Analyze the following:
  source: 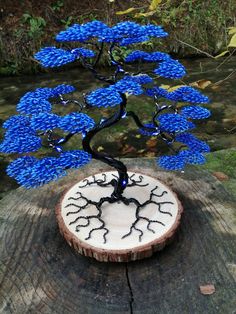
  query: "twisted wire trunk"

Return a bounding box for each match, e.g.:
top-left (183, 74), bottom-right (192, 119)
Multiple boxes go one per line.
top-left (82, 93), bottom-right (129, 199)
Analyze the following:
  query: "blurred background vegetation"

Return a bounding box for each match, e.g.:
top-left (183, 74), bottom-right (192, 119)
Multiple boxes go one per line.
top-left (0, 1), bottom-right (236, 199)
top-left (0, 0), bottom-right (235, 75)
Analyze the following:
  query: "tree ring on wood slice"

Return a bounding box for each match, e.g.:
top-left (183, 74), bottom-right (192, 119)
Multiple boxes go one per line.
top-left (56, 171), bottom-right (183, 262)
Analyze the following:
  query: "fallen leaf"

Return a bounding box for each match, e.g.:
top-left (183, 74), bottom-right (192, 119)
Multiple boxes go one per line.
top-left (149, 0), bottom-right (162, 11)
top-left (199, 284), bottom-right (216, 295)
top-left (228, 27), bottom-right (236, 35)
top-left (167, 85), bottom-right (185, 92)
top-left (210, 84), bottom-right (220, 91)
top-left (122, 145), bottom-right (136, 154)
top-left (160, 84), bottom-right (170, 90)
top-left (228, 33), bottom-right (236, 48)
top-left (146, 138), bottom-right (157, 149)
top-left (97, 146), bottom-right (104, 152)
top-left (134, 10), bottom-right (156, 18)
top-left (214, 50), bottom-right (229, 59)
top-left (190, 79), bottom-right (212, 89)
top-left (116, 8), bottom-right (136, 15)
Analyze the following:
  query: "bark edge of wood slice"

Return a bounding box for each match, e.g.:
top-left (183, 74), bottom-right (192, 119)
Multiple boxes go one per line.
top-left (56, 171), bottom-right (183, 262)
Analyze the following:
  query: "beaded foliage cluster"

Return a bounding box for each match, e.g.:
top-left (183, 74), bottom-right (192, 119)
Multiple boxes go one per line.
top-left (0, 21), bottom-right (211, 188)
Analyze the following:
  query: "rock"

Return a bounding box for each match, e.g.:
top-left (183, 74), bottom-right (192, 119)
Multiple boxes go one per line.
top-left (212, 171), bottom-right (229, 181)
top-left (199, 284), bottom-right (216, 295)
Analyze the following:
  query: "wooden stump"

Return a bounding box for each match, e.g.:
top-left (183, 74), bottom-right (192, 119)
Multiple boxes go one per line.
top-left (0, 158), bottom-right (236, 313)
top-left (56, 171), bottom-right (183, 262)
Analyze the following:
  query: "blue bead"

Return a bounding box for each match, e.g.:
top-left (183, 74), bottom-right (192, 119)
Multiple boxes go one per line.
top-left (31, 113), bottom-right (61, 131)
top-left (33, 87), bottom-right (54, 98)
top-left (131, 74), bottom-right (153, 84)
top-left (154, 59), bottom-right (186, 79)
top-left (82, 20), bottom-right (109, 37)
top-left (34, 47), bottom-right (77, 68)
top-left (112, 22), bottom-right (144, 38)
top-left (120, 36), bottom-right (150, 46)
top-left (4, 125), bottom-right (35, 138)
top-left (58, 113), bottom-right (95, 133)
top-left (157, 154), bottom-right (186, 171)
top-left (71, 48), bottom-right (95, 58)
top-left (158, 148), bottom-right (207, 171)
top-left (179, 150), bottom-right (206, 165)
top-left (16, 157), bottom-right (66, 188)
top-left (125, 50), bottom-right (150, 62)
top-left (145, 86), bottom-right (168, 98)
top-left (52, 84), bottom-right (76, 96)
top-left (167, 86), bottom-right (209, 104)
top-left (6, 156), bottom-right (38, 178)
top-left (57, 150), bottom-right (92, 169)
top-left (139, 123), bottom-right (159, 136)
top-left (3, 115), bottom-right (31, 129)
top-left (86, 87), bottom-right (123, 108)
top-left (180, 106), bottom-right (211, 119)
top-left (141, 24), bottom-right (168, 38)
top-left (0, 135), bottom-right (42, 153)
top-left (113, 76), bottom-right (143, 95)
top-left (17, 97), bottom-right (52, 114)
top-left (56, 24), bottom-right (89, 42)
top-left (144, 52), bottom-right (170, 62)
top-left (158, 113), bottom-right (193, 133)
top-left (175, 133), bottom-right (210, 153)
top-left (56, 21), bottom-right (109, 42)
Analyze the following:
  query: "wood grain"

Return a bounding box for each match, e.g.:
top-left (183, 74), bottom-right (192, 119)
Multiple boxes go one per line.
top-left (56, 171), bottom-right (183, 262)
top-left (0, 158), bottom-right (236, 313)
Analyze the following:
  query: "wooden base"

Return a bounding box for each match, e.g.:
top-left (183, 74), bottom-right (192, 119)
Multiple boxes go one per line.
top-left (56, 171), bottom-right (183, 262)
top-left (1, 157), bottom-right (236, 312)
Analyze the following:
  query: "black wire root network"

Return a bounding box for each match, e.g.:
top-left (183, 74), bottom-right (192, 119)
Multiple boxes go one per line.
top-left (65, 173), bottom-right (174, 244)
top-left (78, 173), bottom-right (149, 188)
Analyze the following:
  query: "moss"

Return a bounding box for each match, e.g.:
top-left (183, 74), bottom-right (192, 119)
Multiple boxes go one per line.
top-left (199, 148), bottom-right (236, 198)
top-left (202, 149), bottom-right (236, 178)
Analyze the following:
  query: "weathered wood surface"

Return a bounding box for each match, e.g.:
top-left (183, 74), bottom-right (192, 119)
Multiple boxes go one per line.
top-left (0, 158), bottom-right (236, 314)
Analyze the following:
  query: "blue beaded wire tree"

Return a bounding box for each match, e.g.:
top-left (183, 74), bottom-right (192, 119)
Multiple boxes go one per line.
top-left (0, 20), bottom-right (211, 208)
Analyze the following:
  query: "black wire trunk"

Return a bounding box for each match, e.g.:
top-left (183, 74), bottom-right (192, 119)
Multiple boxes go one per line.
top-left (82, 93), bottom-right (129, 199)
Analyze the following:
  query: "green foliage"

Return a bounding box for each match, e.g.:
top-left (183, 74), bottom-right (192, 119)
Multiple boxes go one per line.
top-left (60, 16), bottom-right (74, 28)
top-left (114, 0), bottom-right (235, 56)
top-left (0, 62), bottom-right (19, 76)
top-left (111, 47), bottom-right (133, 63)
top-left (0, 0), bottom-right (235, 75)
top-left (77, 12), bottom-right (99, 24)
top-left (51, 0), bottom-right (64, 12)
top-left (21, 13), bottom-right (46, 38)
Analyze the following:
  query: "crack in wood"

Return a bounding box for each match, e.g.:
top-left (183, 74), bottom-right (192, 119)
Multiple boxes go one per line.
top-left (1, 161), bottom-right (236, 312)
top-left (126, 263), bottom-right (134, 314)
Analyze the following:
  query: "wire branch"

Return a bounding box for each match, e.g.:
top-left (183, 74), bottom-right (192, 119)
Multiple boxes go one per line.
top-left (175, 38), bottom-right (215, 59)
top-left (93, 42), bottom-right (104, 67)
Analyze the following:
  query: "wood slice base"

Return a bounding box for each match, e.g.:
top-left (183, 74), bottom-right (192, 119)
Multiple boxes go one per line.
top-left (56, 171), bottom-right (183, 262)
